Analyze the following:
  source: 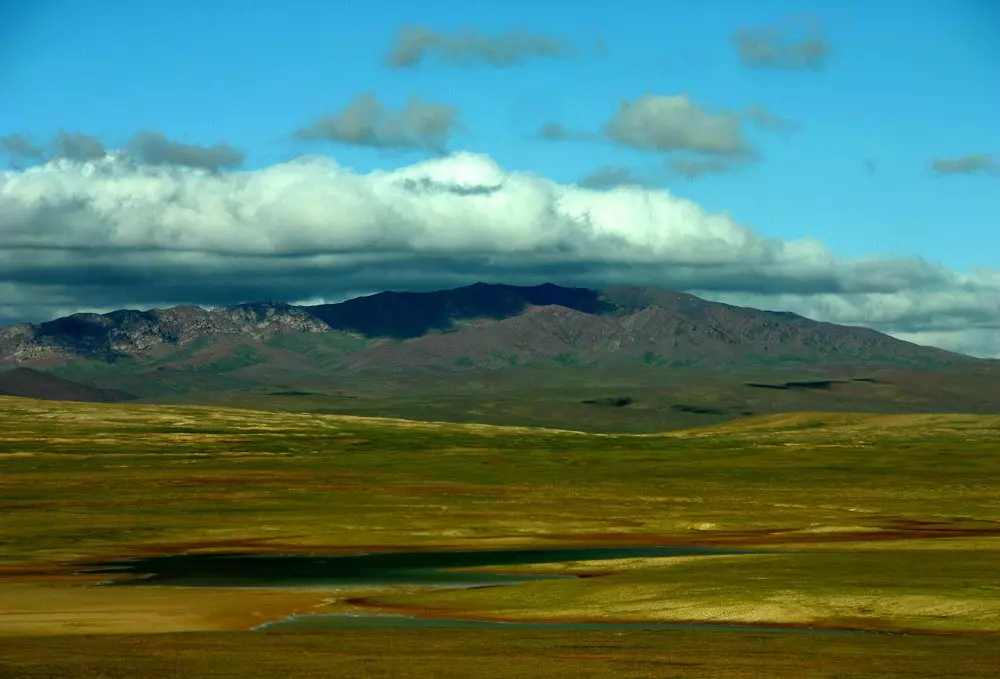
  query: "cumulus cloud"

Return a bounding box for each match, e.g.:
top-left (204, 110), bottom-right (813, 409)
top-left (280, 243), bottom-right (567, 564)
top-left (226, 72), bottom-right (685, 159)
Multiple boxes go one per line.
top-left (604, 95), bottom-right (752, 156)
top-left (731, 22), bottom-right (830, 70)
top-left (53, 130), bottom-right (106, 161)
top-left (931, 154), bottom-right (999, 176)
top-left (0, 151), bottom-right (998, 356)
top-left (384, 25), bottom-right (576, 68)
top-left (296, 93), bottom-right (460, 153)
top-left (130, 131), bottom-right (244, 171)
top-left (1, 134), bottom-right (45, 161)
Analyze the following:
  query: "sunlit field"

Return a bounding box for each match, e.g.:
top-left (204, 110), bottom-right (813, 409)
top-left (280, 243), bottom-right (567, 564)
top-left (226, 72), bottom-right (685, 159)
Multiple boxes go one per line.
top-left (1, 397), bottom-right (998, 676)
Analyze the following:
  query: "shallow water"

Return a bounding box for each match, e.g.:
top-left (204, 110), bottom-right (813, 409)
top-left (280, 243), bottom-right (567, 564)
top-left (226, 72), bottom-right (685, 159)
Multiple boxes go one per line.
top-left (78, 545), bottom-right (747, 588)
top-left (258, 612), bottom-right (867, 634)
top-left (77, 545), bottom-right (868, 634)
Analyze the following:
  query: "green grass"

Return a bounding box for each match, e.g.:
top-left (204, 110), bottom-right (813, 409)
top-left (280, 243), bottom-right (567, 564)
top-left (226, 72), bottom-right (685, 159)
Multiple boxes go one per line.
top-left (192, 345), bottom-right (264, 374)
top-left (3, 629), bottom-right (1000, 678)
top-left (1, 399), bottom-right (998, 675)
top-left (33, 350), bottom-right (1000, 436)
top-left (552, 351), bottom-right (580, 366)
top-left (264, 331), bottom-right (367, 365)
top-left (1, 397), bottom-right (999, 675)
top-left (382, 548), bottom-right (1000, 633)
top-left (2, 400), bottom-right (998, 566)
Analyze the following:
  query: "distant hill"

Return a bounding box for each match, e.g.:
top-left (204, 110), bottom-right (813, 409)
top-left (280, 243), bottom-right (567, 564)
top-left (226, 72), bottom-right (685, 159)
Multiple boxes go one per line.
top-left (1, 283), bottom-right (995, 431)
top-left (0, 282), bottom-right (970, 369)
top-left (0, 367), bottom-right (136, 403)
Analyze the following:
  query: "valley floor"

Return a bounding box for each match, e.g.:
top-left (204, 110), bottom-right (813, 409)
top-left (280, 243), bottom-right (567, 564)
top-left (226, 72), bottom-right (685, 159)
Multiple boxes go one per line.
top-left (1, 397), bottom-right (998, 676)
top-left (3, 630), bottom-right (1000, 679)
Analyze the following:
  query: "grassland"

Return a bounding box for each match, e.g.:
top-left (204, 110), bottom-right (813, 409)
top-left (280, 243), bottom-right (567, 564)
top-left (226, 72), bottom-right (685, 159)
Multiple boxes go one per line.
top-left (1, 396), bottom-right (998, 675)
top-left (50, 354), bottom-right (1000, 433)
top-left (3, 630), bottom-right (1000, 679)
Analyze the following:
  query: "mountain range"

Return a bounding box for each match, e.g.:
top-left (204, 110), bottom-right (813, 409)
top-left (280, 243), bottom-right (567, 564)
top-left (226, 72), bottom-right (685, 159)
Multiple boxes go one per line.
top-left (1, 283), bottom-right (996, 431)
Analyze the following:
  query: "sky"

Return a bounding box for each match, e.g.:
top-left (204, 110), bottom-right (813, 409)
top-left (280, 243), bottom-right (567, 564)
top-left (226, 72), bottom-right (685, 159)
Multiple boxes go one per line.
top-left (1, 0), bottom-right (998, 356)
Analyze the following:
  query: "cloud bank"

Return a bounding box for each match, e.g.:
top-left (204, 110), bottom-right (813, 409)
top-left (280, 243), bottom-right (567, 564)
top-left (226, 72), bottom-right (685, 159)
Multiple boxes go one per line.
top-left (0, 151), bottom-right (998, 356)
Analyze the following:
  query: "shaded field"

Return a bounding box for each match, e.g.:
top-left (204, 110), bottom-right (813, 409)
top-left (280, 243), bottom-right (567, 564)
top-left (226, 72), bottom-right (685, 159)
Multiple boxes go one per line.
top-left (3, 629), bottom-right (1000, 679)
top-left (1, 396), bottom-right (999, 648)
top-left (49, 358), bottom-right (1000, 433)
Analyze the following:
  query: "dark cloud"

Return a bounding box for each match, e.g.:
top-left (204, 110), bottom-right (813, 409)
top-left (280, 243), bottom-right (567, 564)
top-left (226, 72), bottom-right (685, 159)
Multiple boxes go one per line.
top-left (53, 130), bottom-right (106, 161)
top-left (1, 151), bottom-right (998, 357)
top-left (296, 93), bottom-right (460, 152)
top-left (742, 105), bottom-right (797, 134)
top-left (1, 134), bottom-right (45, 160)
top-left (536, 122), bottom-right (596, 142)
top-left (604, 95), bottom-right (751, 156)
top-left (668, 158), bottom-right (739, 180)
top-left (384, 25), bottom-right (576, 68)
top-left (731, 23), bottom-right (830, 70)
top-left (130, 131), bottom-right (244, 171)
top-left (579, 166), bottom-right (646, 190)
top-left (541, 99), bottom-right (791, 178)
top-left (594, 37), bottom-right (608, 58)
top-left (931, 155), bottom-right (999, 177)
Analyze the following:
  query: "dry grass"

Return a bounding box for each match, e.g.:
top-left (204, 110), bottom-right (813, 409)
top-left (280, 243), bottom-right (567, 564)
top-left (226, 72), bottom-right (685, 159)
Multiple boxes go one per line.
top-left (1, 396), bottom-right (999, 639)
top-left (371, 548), bottom-right (1000, 633)
top-left (3, 629), bottom-right (1000, 679)
top-left (0, 580), bottom-right (333, 636)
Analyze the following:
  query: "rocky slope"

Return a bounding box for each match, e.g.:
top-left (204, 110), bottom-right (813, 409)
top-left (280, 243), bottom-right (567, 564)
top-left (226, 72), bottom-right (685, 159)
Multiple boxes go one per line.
top-left (0, 302), bottom-right (330, 363)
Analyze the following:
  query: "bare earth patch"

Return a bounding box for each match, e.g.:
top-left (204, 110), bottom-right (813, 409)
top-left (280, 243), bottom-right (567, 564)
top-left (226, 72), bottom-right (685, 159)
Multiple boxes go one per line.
top-left (0, 580), bottom-right (335, 636)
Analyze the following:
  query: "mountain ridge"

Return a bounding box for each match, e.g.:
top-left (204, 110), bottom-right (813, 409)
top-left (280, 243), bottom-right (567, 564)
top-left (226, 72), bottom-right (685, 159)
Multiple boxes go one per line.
top-left (2, 283), bottom-right (996, 431)
top-left (0, 282), bottom-right (974, 369)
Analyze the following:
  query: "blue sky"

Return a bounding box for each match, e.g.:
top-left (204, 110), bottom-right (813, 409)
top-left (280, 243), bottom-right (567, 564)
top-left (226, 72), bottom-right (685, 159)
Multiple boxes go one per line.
top-left (1, 0), bottom-right (998, 354)
top-left (3, 0), bottom-right (997, 267)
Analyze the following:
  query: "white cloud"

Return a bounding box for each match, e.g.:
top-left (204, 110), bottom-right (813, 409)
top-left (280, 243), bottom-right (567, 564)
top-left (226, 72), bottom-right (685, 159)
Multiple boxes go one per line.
top-left (1, 151), bottom-right (998, 356)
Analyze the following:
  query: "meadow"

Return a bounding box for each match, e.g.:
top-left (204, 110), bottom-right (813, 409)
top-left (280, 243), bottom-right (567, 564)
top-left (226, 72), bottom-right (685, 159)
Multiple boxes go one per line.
top-left (1, 395), bottom-right (998, 676)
